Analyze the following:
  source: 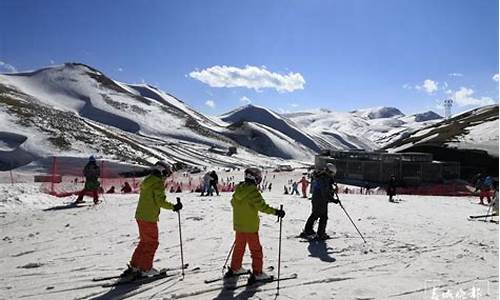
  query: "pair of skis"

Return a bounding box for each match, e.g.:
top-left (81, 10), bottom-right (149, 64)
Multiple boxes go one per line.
top-left (93, 263), bottom-right (190, 287)
top-left (467, 213), bottom-right (499, 223)
top-left (468, 213), bottom-right (498, 219)
top-left (204, 272), bottom-right (298, 290)
top-left (203, 266), bottom-right (297, 290)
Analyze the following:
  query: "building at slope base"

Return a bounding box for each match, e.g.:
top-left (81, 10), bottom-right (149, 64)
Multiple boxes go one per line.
top-left (315, 150), bottom-right (460, 186)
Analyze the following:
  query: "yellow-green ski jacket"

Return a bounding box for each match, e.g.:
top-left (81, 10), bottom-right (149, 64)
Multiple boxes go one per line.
top-left (231, 182), bottom-right (276, 233)
top-left (135, 174), bottom-right (174, 222)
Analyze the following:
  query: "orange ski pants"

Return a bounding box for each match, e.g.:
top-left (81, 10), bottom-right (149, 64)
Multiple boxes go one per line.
top-left (130, 219), bottom-right (159, 271)
top-left (230, 231), bottom-right (263, 274)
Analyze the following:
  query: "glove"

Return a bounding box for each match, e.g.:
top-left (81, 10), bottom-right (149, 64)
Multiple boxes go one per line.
top-left (275, 209), bottom-right (285, 219)
top-left (328, 195), bottom-right (339, 204)
top-left (173, 202), bottom-right (183, 212)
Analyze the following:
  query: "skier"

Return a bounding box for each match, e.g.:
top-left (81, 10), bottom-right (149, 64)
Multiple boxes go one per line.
top-left (290, 181), bottom-right (299, 195)
top-left (387, 175), bottom-right (397, 203)
top-left (283, 185), bottom-right (289, 195)
top-left (208, 170), bottom-right (220, 196)
top-left (121, 161), bottom-right (183, 278)
top-left (298, 176), bottom-right (310, 198)
top-left (75, 156), bottom-right (101, 204)
top-left (200, 172), bottom-right (211, 196)
top-left (300, 163), bottom-right (338, 240)
top-left (476, 175), bottom-right (492, 205)
top-left (225, 167), bottom-right (285, 283)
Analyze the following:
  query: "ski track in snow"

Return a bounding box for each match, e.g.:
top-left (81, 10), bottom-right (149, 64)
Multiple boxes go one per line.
top-left (0, 171), bottom-right (498, 299)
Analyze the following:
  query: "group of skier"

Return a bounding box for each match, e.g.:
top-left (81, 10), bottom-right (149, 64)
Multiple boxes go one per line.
top-left (73, 157), bottom-right (340, 281)
top-left (200, 170), bottom-right (220, 196)
top-left (120, 161), bottom-right (286, 283)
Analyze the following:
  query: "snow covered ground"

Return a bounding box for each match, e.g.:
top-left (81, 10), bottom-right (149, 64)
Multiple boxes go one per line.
top-left (1, 171), bottom-right (498, 299)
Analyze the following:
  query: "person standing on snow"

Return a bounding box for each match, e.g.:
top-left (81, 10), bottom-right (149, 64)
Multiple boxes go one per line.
top-left (226, 167), bottom-right (285, 283)
top-left (387, 175), bottom-right (397, 203)
top-left (476, 175), bottom-right (493, 205)
top-left (75, 156), bottom-right (101, 204)
top-left (290, 181), bottom-right (299, 195)
top-left (208, 170), bottom-right (220, 196)
top-left (200, 172), bottom-right (211, 196)
top-left (298, 176), bottom-right (310, 198)
top-left (121, 161), bottom-right (183, 278)
top-left (300, 163), bottom-right (338, 240)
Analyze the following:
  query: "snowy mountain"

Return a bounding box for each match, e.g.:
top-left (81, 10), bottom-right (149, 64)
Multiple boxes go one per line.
top-left (0, 63), bottom-right (311, 171)
top-left (351, 106), bottom-right (404, 119)
top-left (220, 104), bottom-right (325, 152)
top-left (1, 62), bottom-right (495, 174)
top-left (284, 107), bottom-right (443, 149)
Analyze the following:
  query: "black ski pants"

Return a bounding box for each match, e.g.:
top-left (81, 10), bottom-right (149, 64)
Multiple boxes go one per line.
top-left (304, 200), bottom-right (328, 235)
top-left (209, 181), bottom-right (219, 196)
top-left (304, 212), bottom-right (328, 235)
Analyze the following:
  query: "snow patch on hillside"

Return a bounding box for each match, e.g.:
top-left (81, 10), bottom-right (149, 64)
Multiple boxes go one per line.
top-left (447, 119), bottom-right (499, 157)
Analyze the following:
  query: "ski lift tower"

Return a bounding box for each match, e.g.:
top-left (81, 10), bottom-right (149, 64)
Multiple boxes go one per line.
top-left (444, 99), bottom-right (453, 119)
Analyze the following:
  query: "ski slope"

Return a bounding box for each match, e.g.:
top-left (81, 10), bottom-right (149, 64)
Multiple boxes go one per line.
top-left (1, 170), bottom-right (498, 299)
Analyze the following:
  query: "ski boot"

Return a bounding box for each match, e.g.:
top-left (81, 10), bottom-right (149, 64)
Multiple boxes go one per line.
top-left (140, 267), bottom-right (160, 278)
top-left (299, 230), bottom-right (316, 239)
top-left (120, 264), bottom-right (140, 279)
top-left (224, 267), bottom-right (249, 278)
top-left (316, 232), bottom-right (331, 240)
top-left (248, 272), bottom-right (273, 285)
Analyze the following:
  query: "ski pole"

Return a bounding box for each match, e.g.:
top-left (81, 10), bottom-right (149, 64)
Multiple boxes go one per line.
top-left (336, 194), bottom-right (366, 243)
top-left (222, 240), bottom-right (236, 275)
top-left (276, 204), bottom-right (283, 295)
top-left (176, 197), bottom-right (185, 278)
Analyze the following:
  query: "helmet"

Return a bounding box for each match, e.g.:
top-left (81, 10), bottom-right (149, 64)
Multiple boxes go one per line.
top-left (244, 167), bottom-right (262, 184)
top-left (89, 155), bottom-right (96, 162)
top-left (153, 160), bottom-right (172, 177)
top-left (325, 163), bottom-right (337, 176)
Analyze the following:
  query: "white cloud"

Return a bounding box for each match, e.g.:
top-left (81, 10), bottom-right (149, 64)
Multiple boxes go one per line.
top-left (451, 87), bottom-right (496, 107)
top-left (493, 74), bottom-right (499, 82)
top-left (0, 61), bottom-right (17, 73)
top-left (240, 96), bottom-right (251, 104)
top-left (189, 65), bottom-right (305, 93)
top-left (448, 73), bottom-right (463, 77)
top-left (402, 83), bottom-right (413, 90)
top-left (290, 103), bottom-right (299, 108)
top-left (49, 59), bottom-right (55, 65)
top-left (117, 67), bottom-right (123, 72)
top-left (415, 79), bottom-right (439, 94)
top-left (205, 100), bottom-right (215, 108)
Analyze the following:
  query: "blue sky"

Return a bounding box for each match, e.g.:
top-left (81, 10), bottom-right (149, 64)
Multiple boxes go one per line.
top-left (0, 0), bottom-right (498, 116)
